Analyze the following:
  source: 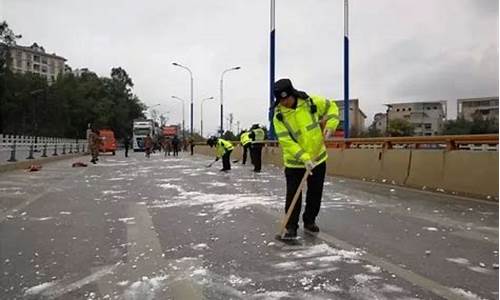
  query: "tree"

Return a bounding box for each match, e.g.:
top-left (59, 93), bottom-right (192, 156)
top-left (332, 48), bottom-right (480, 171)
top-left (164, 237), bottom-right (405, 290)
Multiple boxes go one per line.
top-left (387, 119), bottom-right (414, 137)
top-left (443, 116), bottom-right (498, 135)
top-left (0, 21), bottom-right (21, 133)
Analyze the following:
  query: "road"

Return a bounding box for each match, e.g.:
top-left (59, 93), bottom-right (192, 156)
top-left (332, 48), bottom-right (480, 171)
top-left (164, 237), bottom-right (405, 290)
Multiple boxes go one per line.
top-left (0, 151), bottom-right (497, 299)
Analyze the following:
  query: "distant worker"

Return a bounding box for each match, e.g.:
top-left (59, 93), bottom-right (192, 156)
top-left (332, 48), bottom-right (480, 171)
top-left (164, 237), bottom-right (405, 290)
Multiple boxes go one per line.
top-left (163, 137), bottom-right (172, 157)
top-left (123, 136), bottom-right (130, 158)
top-left (89, 128), bottom-right (101, 164)
top-left (189, 137), bottom-right (195, 156)
top-left (86, 123), bottom-right (92, 154)
top-left (239, 130), bottom-right (252, 165)
top-left (272, 78), bottom-right (339, 239)
top-left (249, 124), bottom-right (266, 172)
top-left (144, 134), bottom-right (153, 158)
top-left (171, 135), bottom-right (180, 157)
top-left (207, 136), bottom-right (234, 172)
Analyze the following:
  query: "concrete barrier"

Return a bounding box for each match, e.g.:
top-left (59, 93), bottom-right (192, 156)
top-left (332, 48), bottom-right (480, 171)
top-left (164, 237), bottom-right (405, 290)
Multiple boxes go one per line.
top-left (442, 151), bottom-right (498, 197)
top-left (405, 150), bottom-right (445, 190)
top-left (378, 150), bottom-right (411, 185)
top-left (194, 145), bottom-right (498, 199)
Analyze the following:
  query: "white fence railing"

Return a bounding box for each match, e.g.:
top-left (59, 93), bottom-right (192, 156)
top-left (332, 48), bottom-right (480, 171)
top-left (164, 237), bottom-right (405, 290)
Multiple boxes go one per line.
top-left (0, 134), bottom-right (86, 163)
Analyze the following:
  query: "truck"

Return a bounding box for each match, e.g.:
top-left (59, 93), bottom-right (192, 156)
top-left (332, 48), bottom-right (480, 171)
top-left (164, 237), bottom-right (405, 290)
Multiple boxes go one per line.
top-left (162, 125), bottom-right (179, 138)
top-left (132, 119), bottom-right (155, 151)
top-left (98, 129), bottom-right (117, 155)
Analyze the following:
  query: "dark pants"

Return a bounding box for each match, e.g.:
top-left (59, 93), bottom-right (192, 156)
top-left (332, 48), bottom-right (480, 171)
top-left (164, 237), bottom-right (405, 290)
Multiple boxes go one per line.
top-left (242, 144), bottom-right (251, 164)
top-left (190, 144), bottom-right (194, 155)
top-left (250, 144), bottom-right (263, 172)
top-left (124, 146), bottom-right (129, 157)
top-left (284, 161), bottom-right (326, 230)
top-left (222, 150), bottom-right (232, 170)
top-left (173, 145), bottom-right (179, 156)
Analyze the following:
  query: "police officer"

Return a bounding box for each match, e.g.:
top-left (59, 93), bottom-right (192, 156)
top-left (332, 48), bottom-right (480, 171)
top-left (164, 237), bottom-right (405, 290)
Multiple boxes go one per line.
top-left (207, 136), bottom-right (234, 172)
top-left (249, 124), bottom-right (266, 172)
top-left (239, 130), bottom-right (252, 165)
top-left (273, 78), bottom-right (339, 239)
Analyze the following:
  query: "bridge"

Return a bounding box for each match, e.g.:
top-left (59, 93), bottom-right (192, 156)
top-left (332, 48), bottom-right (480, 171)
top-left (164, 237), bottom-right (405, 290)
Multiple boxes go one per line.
top-left (0, 136), bottom-right (498, 299)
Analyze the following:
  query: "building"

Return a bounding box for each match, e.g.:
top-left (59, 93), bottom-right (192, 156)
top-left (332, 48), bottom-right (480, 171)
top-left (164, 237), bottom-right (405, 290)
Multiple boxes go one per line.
top-left (457, 97), bottom-right (499, 121)
top-left (8, 42), bottom-right (66, 83)
top-left (334, 99), bottom-right (367, 135)
top-left (385, 101), bottom-right (447, 136)
top-left (371, 112), bottom-right (388, 134)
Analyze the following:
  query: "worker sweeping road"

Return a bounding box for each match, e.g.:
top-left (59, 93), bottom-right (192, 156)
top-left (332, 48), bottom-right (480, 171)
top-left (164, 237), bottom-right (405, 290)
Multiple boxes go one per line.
top-left (239, 130), bottom-right (252, 165)
top-left (207, 136), bottom-right (234, 172)
top-left (273, 78), bottom-right (339, 240)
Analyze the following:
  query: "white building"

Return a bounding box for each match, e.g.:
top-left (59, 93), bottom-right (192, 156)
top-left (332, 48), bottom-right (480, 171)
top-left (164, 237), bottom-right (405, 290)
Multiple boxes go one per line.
top-left (385, 101), bottom-right (447, 136)
top-left (334, 99), bottom-right (367, 135)
top-left (371, 112), bottom-right (388, 134)
top-left (457, 97), bottom-right (499, 121)
top-left (9, 42), bottom-right (66, 83)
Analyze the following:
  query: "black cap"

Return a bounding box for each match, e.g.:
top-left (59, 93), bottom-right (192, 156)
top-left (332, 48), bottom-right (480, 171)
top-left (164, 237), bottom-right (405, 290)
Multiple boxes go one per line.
top-left (274, 78), bottom-right (296, 100)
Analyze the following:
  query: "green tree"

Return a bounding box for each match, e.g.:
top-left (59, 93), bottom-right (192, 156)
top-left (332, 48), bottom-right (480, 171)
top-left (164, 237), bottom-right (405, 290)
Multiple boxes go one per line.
top-left (387, 118), bottom-right (414, 137)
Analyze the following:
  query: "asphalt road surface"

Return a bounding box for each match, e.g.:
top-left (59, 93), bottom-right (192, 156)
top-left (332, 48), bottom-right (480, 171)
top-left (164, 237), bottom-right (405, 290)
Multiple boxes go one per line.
top-left (0, 151), bottom-right (497, 299)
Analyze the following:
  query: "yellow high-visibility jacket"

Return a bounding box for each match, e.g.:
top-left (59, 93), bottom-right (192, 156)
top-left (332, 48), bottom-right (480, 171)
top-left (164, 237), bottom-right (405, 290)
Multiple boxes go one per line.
top-left (216, 138), bottom-right (234, 158)
top-left (273, 95), bottom-right (339, 168)
top-left (250, 127), bottom-right (266, 144)
top-left (240, 132), bottom-right (252, 146)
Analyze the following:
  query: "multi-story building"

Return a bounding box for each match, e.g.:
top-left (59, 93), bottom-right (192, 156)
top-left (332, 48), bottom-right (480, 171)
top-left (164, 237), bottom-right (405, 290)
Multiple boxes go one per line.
top-left (385, 101), bottom-right (447, 136)
top-left (334, 99), bottom-right (367, 135)
top-left (457, 97), bottom-right (499, 121)
top-left (8, 42), bottom-right (66, 83)
top-left (371, 112), bottom-right (388, 134)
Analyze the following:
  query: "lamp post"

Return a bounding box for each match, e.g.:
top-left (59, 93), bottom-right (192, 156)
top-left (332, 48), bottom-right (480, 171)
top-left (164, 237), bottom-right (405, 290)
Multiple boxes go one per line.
top-left (171, 96), bottom-right (186, 139)
top-left (172, 62), bottom-right (193, 137)
top-left (220, 66), bottom-right (241, 136)
top-left (200, 96), bottom-right (214, 138)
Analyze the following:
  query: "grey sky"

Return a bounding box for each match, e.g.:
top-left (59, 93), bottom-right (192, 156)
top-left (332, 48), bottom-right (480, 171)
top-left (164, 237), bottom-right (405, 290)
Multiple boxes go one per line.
top-left (2, 0), bottom-right (498, 135)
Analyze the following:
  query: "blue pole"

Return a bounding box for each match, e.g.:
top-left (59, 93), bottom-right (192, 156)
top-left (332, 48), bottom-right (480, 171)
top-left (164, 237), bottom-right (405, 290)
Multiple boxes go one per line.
top-left (268, 0), bottom-right (276, 140)
top-left (343, 0), bottom-right (350, 139)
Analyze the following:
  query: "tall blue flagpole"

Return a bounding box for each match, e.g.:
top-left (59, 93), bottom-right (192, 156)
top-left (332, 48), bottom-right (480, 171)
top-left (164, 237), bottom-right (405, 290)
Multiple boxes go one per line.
top-left (268, 0), bottom-right (276, 140)
top-left (343, 0), bottom-right (350, 138)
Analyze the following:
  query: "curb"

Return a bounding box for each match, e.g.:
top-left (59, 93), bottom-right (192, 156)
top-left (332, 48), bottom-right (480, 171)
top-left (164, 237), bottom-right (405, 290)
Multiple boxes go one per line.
top-left (0, 153), bottom-right (87, 173)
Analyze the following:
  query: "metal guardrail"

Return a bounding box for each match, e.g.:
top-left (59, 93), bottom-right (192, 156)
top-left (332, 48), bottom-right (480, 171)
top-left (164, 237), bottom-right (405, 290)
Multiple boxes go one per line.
top-left (195, 134), bottom-right (499, 151)
top-left (324, 134), bottom-right (499, 151)
top-left (0, 134), bottom-right (85, 163)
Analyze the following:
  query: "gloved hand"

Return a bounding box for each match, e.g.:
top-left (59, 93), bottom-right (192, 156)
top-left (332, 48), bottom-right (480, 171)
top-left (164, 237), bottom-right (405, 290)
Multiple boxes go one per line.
top-left (305, 160), bottom-right (315, 175)
top-left (324, 129), bottom-right (333, 140)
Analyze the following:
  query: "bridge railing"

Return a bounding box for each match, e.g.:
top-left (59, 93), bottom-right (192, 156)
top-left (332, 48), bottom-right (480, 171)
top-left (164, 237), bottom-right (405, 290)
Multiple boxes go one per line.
top-left (255, 134), bottom-right (498, 151)
top-left (0, 134), bottom-right (86, 162)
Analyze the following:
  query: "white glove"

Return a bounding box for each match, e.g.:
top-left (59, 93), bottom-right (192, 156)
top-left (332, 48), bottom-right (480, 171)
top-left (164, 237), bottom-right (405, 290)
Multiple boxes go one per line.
top-left (305, 160), bottom-right (315, 175)
top-left (324, 129), bottom-right (333, 140)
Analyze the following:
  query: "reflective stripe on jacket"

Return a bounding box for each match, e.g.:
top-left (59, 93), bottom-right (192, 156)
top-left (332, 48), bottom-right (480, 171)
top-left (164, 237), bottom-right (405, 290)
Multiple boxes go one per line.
top-left (273, 95), bottom-right (339, 168)
top-left (216, 138), bottom-right (234, 158)
top-left (251, 127), bottom-right (266, 144)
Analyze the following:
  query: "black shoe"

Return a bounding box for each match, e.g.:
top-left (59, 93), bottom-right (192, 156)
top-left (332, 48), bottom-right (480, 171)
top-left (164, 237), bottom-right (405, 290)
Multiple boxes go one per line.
top-left (219, 168), bottom-right (230, 172)
top-left (91, 159), bottom-right (97, 164)
top-left (283, 228), bottom-right (297, 239)
top-left (304, 223), bottom-right (320, 233)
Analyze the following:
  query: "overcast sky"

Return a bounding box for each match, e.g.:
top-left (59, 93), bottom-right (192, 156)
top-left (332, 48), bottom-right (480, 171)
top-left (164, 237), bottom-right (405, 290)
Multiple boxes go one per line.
top-left (2, 0), bottom-right (498, 135)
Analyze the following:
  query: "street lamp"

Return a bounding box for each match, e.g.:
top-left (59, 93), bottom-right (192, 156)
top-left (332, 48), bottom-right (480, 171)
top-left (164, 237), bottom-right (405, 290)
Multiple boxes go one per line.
top-left (200, 96), bottom-right (214, 138)
top-left (172, 62), bottom-right (193, 137)
top-left (220, 66), bottom-right (241, 136)
top-left (171, 96), bottom-right (186, 139)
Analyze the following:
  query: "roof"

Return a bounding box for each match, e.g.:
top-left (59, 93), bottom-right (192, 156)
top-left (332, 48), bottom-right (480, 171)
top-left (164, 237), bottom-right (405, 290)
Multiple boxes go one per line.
top-left (384, 101), bottom-right (446, 107)
top-left (10, 44), bottom-right (67, 61)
